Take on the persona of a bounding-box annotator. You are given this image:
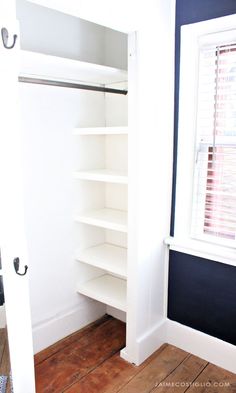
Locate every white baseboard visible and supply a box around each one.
[121,319,166,365]
[33,300,105,354]
[0,305,6,328]
[167,319,236,374]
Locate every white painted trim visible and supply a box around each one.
[0,305,6,328]
[122,317,236,373]
[165,236,236,267]
[32,300,105,354]
[175,15,236,239]
[121,319,167,366]
[166,319,236,374]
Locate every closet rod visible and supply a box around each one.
[18,76,128,95]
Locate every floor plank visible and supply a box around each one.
[185,362,236,393]
[152,354,208,392]
[63,345,167,393]
[35,314,111,366]
[35,316,236,393]
[35,317,126,393]
[0,329,6,367]
[0,328,11,393]
[118,345,188,393]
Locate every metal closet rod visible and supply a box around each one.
[18,76,128,95]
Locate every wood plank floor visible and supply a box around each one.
[0,328,11,393]
[35,315,236,393]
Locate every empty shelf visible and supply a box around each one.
[73,169,128,184]
[77,274,127,312]
[74,208,128,232]
[75,243,127,278]
[73,126,128,135]
[20,51,127,85]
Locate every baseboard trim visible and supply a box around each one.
[167,319,236,374]
[121,319,166,365]
[0,305,6,328]
[33,300,105,354]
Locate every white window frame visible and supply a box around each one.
[169,14,236,266]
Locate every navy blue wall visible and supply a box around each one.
[168,0,236,344]
[168,251,236,345]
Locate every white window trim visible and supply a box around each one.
[165,236,236,267]
[170,14,236,265]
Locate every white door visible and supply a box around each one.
[0,1,35,392]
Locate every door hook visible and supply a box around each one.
[13,258,28,276]
[1,27,17,49]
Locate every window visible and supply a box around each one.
[192,43,236,245]
[173,15,236,255]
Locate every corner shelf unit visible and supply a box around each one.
[73,70,128,314]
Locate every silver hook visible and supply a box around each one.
[13,258,28,276]
[1,27,17,49]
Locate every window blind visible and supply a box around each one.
[192,43,236,244]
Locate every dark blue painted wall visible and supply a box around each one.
[168,0,236,344]
[168,251,236,345]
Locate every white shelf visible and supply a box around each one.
[74,208,128,232]
[73,169,128,184]
[73,126,128,135]
[75,243,127,278]
[77,274,127,312]
[20,51,127,85]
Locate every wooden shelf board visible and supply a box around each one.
[77,274,127,312]
[75,243,127,278]
[20,51,127,85]
[73,126,128,135]
[74,208,128,232]
[73,169,128,184]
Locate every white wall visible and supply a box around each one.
[19,84,106,352]
[16,0,127,69]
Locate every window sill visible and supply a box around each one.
[165,236,236,268]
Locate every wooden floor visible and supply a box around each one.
[0,328,11,393]
[35,315,236,393]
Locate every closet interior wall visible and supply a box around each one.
[16,0,128,353]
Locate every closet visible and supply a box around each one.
[16,0,129,356]
[1,3,176,390]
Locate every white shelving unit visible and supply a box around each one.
[20,48,129,338]
[73,72,128,315]
[77,275,127,312]
[75,243,127,278]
